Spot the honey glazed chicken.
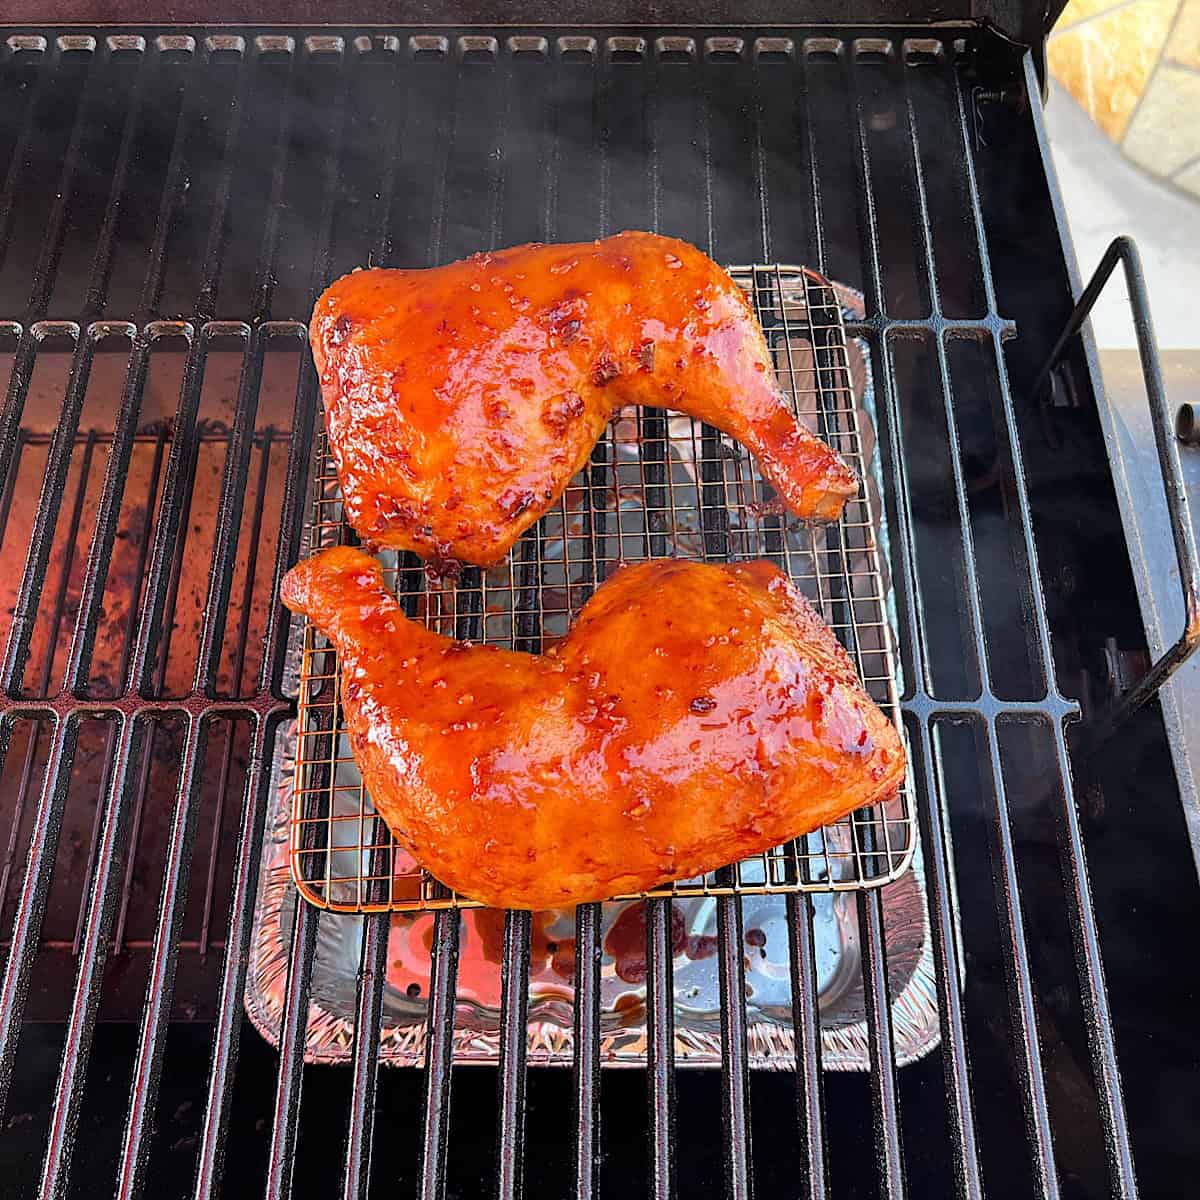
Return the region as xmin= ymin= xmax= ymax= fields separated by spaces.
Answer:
xmin=282 ymin=548 xmax=906 ymax=910
xmin=310 ymin=230 xmax=858 ymax=567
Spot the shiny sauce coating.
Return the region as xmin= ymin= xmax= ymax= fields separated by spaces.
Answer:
xmin=281 ymin=547 xmax=906 ymax=909
xmin=311 ymin=231 xmax=857 ymax=567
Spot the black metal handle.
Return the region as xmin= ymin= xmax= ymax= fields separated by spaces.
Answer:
xmin=1033 ymin=235 xmax=1200 ymax=727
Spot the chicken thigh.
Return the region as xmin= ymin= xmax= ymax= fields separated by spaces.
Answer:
xmin=282 ymin=547 xmax=905 ymax=910
xmin=310 ymin=231 xmax=857 ymax=567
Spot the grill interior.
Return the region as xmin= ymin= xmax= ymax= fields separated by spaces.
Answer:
xmin=1 ymin=24 xmax=1199 ymax=1200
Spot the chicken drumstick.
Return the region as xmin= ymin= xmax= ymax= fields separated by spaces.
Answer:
xmin=282 ymin=547 xmax=905 ymax=910
xmin=311 ymin=232 xmax=857 ymax=567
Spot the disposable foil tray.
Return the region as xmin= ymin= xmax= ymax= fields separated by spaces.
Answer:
xmin=247 ymin=727 xmax=935 ymax=1070
xmin=246 ymin=274 xmax=939 ymax=1069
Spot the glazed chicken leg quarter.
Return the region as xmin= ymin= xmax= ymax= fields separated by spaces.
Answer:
xmin=311 ymin=231 xmax=858 ymax=567
xmin=282 ymin=547 xmax=906 ymax=910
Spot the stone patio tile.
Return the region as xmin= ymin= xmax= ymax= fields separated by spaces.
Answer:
xmin=1056 ymin=0 xmax=1137 ymax=30
xmin=1048 ymin=0 xmax=1179 ymax=140
xmin=1123 ymin=64 xmax=1200 ymax=176
xmin=1173 ymin=157 xmax=1200 ymax=196
xmin=1166 ymin=0 xmax=1200 ymax=68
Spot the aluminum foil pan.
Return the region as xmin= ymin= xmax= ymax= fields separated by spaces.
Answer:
xmin=246 ymin=723 xmax=936 ymax=1069
xmin=245 ymin=291 xmax=944 ymax=1069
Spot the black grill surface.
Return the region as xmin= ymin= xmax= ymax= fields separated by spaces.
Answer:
xmin=0 ymin=26 xmax=1198 ymax=1200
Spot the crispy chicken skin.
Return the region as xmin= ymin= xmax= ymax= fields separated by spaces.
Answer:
xmin=310 ymin=232 xmax=858 ymax=567
xmin=281 ymin=547 xmax=905 ymax=910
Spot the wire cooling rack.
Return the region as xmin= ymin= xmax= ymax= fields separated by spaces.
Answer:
xmin=289 ymin=265 xmax=915 ymax=913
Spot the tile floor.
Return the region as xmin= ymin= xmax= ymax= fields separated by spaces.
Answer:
xmin=1049 ymin=0 xmax=1200 ymax=199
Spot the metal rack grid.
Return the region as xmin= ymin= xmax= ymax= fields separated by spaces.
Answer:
xmin=289 ymin=265 xmax=915 ymax=912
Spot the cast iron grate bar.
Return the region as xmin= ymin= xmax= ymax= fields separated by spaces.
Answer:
xmin=572 ymin=900 xmax=603 ymax=1199
xmin=0 ymin=27 xmax=1158 ymax=1200
xmin=644 ymin=896 xmax=676 ymax=1200
xmin=495 ymin=909 xmax=532 ymax=1200
xmin=342 ymin=901 xmax=389 ymax=1200
xmin=419 ymin=907 xmax=461 ymax=1200
xmin=786 ymin=892 xmax=828 ymax=1199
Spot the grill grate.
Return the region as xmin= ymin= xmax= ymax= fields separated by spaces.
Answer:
xmin=1 ymin=25 xmax=1188 ymax=1200
xmin=290 ymin=265 xmax=915 ymax=912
